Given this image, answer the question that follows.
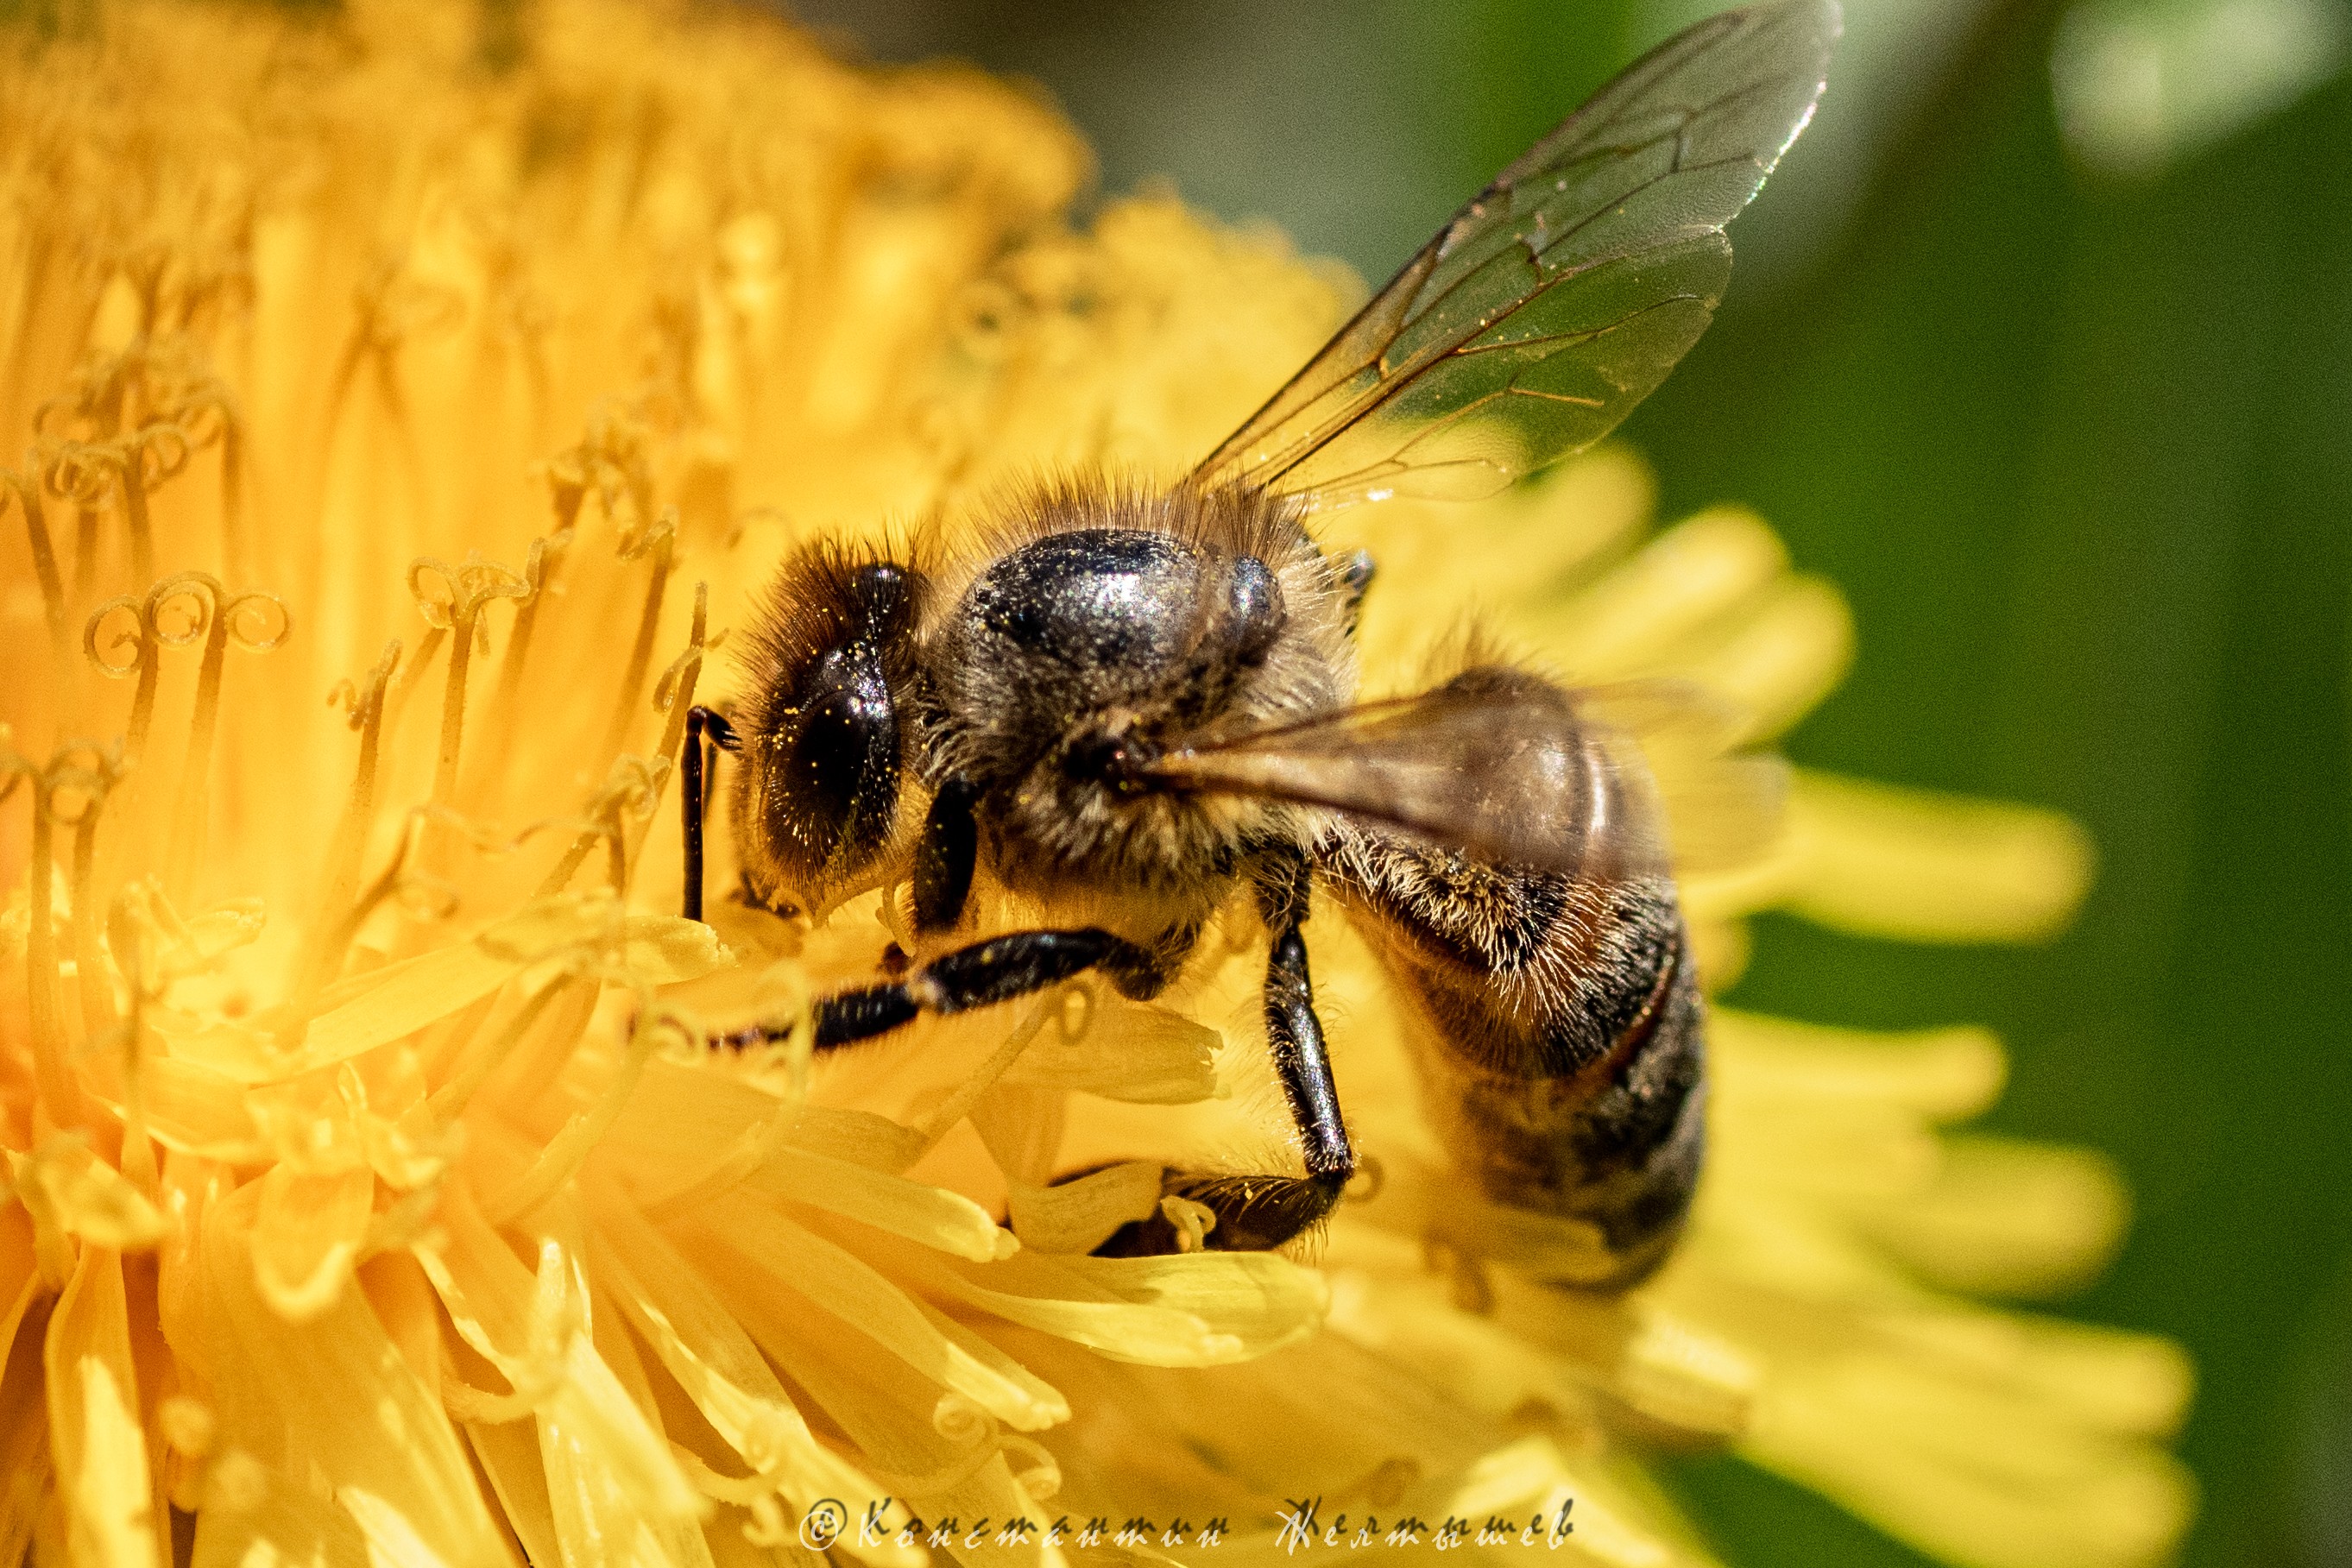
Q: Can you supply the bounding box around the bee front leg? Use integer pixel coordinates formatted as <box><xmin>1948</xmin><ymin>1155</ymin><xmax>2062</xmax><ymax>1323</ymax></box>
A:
<box><xmin>681</xmin><ymin>704</ymin><xmax>741</xmax><ymax>923</ymax></box>
<box><xmin>1097</xmin><ymin>852</ymin><xmax>1356</xmax><ymax>1256</ymax></box>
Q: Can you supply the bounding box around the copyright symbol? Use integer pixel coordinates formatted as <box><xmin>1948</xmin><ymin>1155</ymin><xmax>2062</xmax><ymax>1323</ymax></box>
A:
<box><xmin>799</xmin><ymin>1498</ymin><xmax>847</xmax><ymax>1551</ymax></box>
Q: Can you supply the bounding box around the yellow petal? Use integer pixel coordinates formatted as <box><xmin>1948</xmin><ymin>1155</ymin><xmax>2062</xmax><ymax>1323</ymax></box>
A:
<box><xmin>283</xmin><ymin>895</ymin><xmax>731</xmax><ymax>1082</ymax></box>
<box><xmin>1435</xmin><ymin>1438</ymin><xmax>1694</xmax><ymax>1568</ymax></box>
<box><xmin>588</xmin><ymin>1185</ymin><xmax>906</xmax><ymax>1556</ymax></box>
<box><xmin>189</xmin><ymin>1450</ymin><xmax>375</xmax><ymax>1568</ymax></box>
<box><xmin>1673</xmin><ymin>574</ymin><xmax>1855</xmax><ymax>744</ymax></box>
<box><xmin>1871</xmin><ymin>1309</ymin><xmax>2193</xmax><ymax>1438</ymax></box>
<box><xmin>0</xmin><ymin>1212</ymin><xmax>42</xmax><ymax>1371</ymax></box>
<box><xmin>1744</xmin><ymin>1352</ymin><xmax>2196</xmax><ymax>1568</ymax></box>
<box><xmin>1862</xmin><ymin>1137</ymin><xmax>2131</xmax><ymax>1298</ymax></box>
<box><xmin>121</xmin><ymin>1057</ymin><xmax>265</xmax><ymax>1164</ymax></box>
<box><xmin>609</xmin><ymin>1058</ymin><xmax>928</xmax><ymax>1177</ymax></box>
<box><xmin>1002</xmin><ymin>1001</ymin><xmax>1221</xmax><ymax>1104</ymax></box>
<box><xmin>418</xmin><ymin>1187</ymin><xmax>703</xmax><ymax>1523</ymax></box>
<box><xmin>272</xmin><ymin>944</ymin><xmax>520</xmax><ymax>1082</ymax></box>
<box><xmin>539</xmin><ymin>1348</ymin><xmax>719</xmax><ymax>1568</ymax></box>
<box><xmin>198</xmin><ymin>1181</ymin><xmax>505</xmax><ymax>1568</ymax></box>
<box><xmin>1781</xmin><ymin>771</ymin><xmax>2096</xmax><ymax>944</ymax></box>
<box><xmin>1005</xmin><ymin>1164</ymin><xmax>1163</xmax><ymax>1256</ymax></box>
<box><xmin>45</xmin><ymin>1246</ymin><xmax>159</xmax><ymax>1568</ymax></box>
<box><xmin>12</xmin><ymin>1141</ymin><xmax>167</xmax><ymax>1252</ymax></box>
<box><xmin>249</xmin><ymin>1164</ymin><xmax>374</xmax><ymax>1322</ymax></box>
<box><xmin>688</xmin><ymin>1242</ymin><xmax>1075</xmax><ymax>1566</ymax></box>
<box><xmin>1345</xmin><ymin>448</ymin><xmax>1656</xmax><ymax>684</ymax></box>
<box><xmin>968</xmin><ymin>1084</ymin><xmax>1067</xmax><ymax>1187</ymax></box>
<box><xmin>1547</xmin><ymin>507</ymin><xmax>1789</xmax><ymax>679</ymax></box>
<box><xmin>463</xmin><ymin>1420</ymin><xmax>564</xmax><ymax>1568</ymax></box>
<box><xmin>905</xmin><ymin>1245</ymin><xmax>1327</xmax><ymax>1368</ymax></box>
<box><xmin>1712</xmin><ymin>1011</ymin><xmax>2008</xmax><ymax>1122</ymax></box>
<box><xmin>1322</xmin><ymin>1267</ymin><xmax>1599</xmax><ymax>1428</ymax></box>
<box><xmin>677</xmin><ymin>1193</ymin><xmax>1067</xmax><ymax>1432</ymax></box>
<box><xmin>746</xmin><ymin>1146</ymin><xmax>1016</xmax><ymax>1263</ymax></box>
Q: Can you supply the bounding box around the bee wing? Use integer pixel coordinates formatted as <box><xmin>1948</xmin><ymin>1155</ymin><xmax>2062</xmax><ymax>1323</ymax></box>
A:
<box><xmin>1143</xmin><ymin>679</ymin><xmax>1671</xmax><ymax>878</ymax></box>
<box><xmin>1191</xmin><ymin>0</ymin><xmax>1837</xmax><ymax>513</ymax></box>
<box><xmin>1572</xmin><ymin>681</ymin><xmax>1790</xmax><ymax>872</ymax></box>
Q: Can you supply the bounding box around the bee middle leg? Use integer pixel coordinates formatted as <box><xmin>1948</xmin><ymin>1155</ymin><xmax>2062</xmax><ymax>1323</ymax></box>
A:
<box><xmin>1096</xmin><ymin>850</ymin><xmax>1356</xmax><ymax>1256</ymax></box>
<box><xmin>804</xmin><ymin>925</ymin><xmax>1178</xmax><ymax>1048</ymax></box>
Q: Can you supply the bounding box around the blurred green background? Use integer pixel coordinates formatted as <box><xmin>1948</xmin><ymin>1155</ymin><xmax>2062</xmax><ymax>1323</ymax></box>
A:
<box><xmin>780</xmin><ymin>2</ymin><xmax>2352</xmax><ymax>1565</ymax></box>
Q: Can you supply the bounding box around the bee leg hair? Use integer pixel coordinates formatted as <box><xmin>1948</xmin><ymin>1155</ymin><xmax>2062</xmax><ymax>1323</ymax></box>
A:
<box><xmin>1255</xmin><ymin>849</ymin><xmax>1354</xmax><ymax>1188</ymax></box>
<box><xmin>680</xmin><ymin>704</ymin><xmax>741</xmax><ymax>923</ymax></box>
<box><xmin>795</xmin><ymin>926</ymin><xmax>1171</xmax><ymax>1050</ymax></box>
<box><xmin>1095</xmin><ymin>851</ymin><xmax>1355</xmax><ymax>1256</ymax></box>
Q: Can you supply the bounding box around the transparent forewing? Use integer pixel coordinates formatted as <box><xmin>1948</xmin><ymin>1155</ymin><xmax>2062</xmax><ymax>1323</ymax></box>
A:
<box><xmin>1143</xmin><ymin>683</ymin><xmax>1670</xmax><ymax>878</ymax></box>
<box><xmin>1192</xmin><ymin>0</ymin><xmax>1837</xmax><ymax>511</ymax></box>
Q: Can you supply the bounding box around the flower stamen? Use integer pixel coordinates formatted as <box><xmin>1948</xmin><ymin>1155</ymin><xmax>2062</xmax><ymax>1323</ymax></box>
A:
<box><xmin>406</xmin><ymin>552</ymin><xmax>534</xmax><ymax>809</ymax></box>
<box><xmin>604</xmin><ymin>509</ymin><xmax>677</xmax><ymax>759</ymax></box>
<box><xmin>3</xmin><ymin>466</ymin><xmax>69</xmax><ymax>672</ymax></box>
<box><xmin>298</xmin><ymin>639</ymin><xmax>400</xmax><ymax>996</ymax></box>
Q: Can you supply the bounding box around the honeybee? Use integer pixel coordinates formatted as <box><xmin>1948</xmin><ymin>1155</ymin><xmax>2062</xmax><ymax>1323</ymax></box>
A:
<box><xmin>682</xmin><ymin>0</ymin><xmax>1835</xmax><ymax>1283</ymax></box>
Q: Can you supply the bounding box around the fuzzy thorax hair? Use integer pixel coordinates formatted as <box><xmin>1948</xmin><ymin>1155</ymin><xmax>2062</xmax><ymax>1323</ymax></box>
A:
<box><xmin>726</xmin><ymin>475</ymin><xmax>1359</xmax><ymax>921</ymax></box>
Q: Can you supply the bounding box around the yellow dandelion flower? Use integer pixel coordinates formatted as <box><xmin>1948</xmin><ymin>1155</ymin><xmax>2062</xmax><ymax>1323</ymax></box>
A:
<box><xmin>0</xmin><ymin>4</ymin><xmax>2191</xmax><ymax>1568</ymax></box>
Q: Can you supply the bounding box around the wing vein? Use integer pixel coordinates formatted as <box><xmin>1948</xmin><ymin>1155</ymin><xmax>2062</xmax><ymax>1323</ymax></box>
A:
<box><xmin>1190</xmin><ymin>0</ymin><xmax>1837</xmax><ymax>511</ymax></box>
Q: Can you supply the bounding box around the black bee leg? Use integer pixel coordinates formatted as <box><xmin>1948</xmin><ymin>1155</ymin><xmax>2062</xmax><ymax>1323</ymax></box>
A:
<box><xmin>1339</xmin><ymin>549</ymin><xmax>1377</xmax><ymax>639</ymax></box>
<box><xmin>1257</xmin><ymin>848</ymin><xmax>1354</xmax><ymax>1189</ymax></box>
<box><xmin>681</xmin><ymin>704</ymin><xmax>741</xmax><ymax>923</ymax></box>
<box><xmin>1098</xmin><ymin>855</ymin><xmax>1355</xmax><ymax>1256</ymax></box>
<box><xmin>911</xmin><ymin>776</ymin><xmax>980</xmax><ymax>934</ymax></box>
<box><xmin>741</xmin><ymin>926</ymin><xmax>1173</xmax><ymax>1050</ymax></box>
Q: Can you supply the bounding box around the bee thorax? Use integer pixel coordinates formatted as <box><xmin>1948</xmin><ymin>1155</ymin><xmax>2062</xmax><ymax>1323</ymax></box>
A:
<box><xmin>917</xmin><ymin>486</ymin><xmax>1351</xmax><ymax>893</ymax></box>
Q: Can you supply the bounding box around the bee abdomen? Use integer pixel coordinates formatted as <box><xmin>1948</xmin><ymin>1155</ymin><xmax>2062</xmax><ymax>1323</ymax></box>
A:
<box><xmin>1322</xmin><ymin>832</ymin><xmax>1706</xmax><ymax>1288</ymax></box>
<box><xmin>1441</xmin><ymin>924</ymin><xmax>1704</xmax><ymax>1284</ymax></box>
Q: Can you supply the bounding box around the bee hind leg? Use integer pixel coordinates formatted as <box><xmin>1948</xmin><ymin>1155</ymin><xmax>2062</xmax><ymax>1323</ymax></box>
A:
<box><xmin>1096</xmin><ymin>853</ymin><xmax>1355</xmax><ymax>1256</ymax></box>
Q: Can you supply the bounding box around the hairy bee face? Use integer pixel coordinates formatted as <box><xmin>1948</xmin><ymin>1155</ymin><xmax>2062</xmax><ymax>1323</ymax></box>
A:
<box><xmin>922</xmin><ymin>514</ymin><xmax>1344</xmax><ymax>893</ymax></box>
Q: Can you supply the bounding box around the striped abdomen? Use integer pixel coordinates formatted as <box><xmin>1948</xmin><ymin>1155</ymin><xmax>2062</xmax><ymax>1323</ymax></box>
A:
<box><xmin>1321</xmin><ymin>830</ymin><xmax>1705</xmax><ymax>1288</ymax></box>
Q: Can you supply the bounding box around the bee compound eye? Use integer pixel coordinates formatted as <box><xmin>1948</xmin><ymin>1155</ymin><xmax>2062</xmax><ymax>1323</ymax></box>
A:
<box><xmin>760</xmin><ymin>648</ymin><xmax>900</xmax><ymax>881</ymax></box>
